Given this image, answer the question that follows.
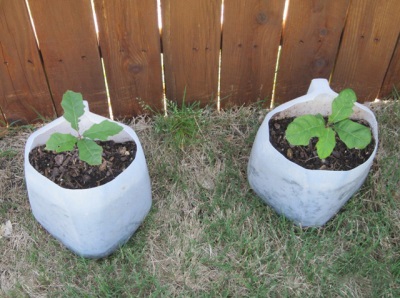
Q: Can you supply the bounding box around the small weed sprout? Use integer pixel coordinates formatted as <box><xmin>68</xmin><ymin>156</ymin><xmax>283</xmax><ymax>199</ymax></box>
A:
<box><xmin>154</xmin><ymin>88</ymin><xmax>204</xmax><ymax>149</ymax></box>
<box><xmin>285</xmin><ymin>89</ymin><xmax>372</xmax><ymax>159</ymax></box>
<box><xmin>45</xmin><ymin>91</ymin><xmax>123</xmax><ymax>165</ymax></box>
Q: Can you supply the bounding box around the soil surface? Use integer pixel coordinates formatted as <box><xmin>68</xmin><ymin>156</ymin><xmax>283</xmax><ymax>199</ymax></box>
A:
<box><xmin>269</xmin><ymin>117</ymin><xmax>375</xmax><ymax>171</ymax></box>
<box><xmin>29</xmin><ymin>140</ymin><xmax>137</xmax><ymax>189</ymax></box>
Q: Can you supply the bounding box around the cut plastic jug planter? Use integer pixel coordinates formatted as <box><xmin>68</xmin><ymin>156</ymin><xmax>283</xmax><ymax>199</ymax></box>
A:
<box><xmin>247</xmin><ymin>79</ymin><xmax>378</xmax><ymax>227</ymax></box>
<box><xmin>24</xmin><ymin>102</ymin><xmax>152</xmax><ymax>258</ymax></box>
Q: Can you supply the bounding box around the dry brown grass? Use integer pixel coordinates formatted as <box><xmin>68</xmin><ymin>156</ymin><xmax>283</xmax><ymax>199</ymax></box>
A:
<box><xmin>0</xmin><ymin>129</ymin><xmax>41</xmax><ymax>296</ymax></box>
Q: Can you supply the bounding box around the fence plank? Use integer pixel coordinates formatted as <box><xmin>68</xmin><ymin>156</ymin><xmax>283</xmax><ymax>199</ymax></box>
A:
<box><xmin>380</xmin><ymin>35</ymin><xmax>400</xmax><ymax>98</ymax></box>
<box><xmin>28</xmin><ymin>0</ymin><xmax>108</xmax><ymax>116</ymax></box>
<box><xmin>220</xmin><ymin>0</ymin><xmax>285</xmax><ymax>108</ymax></box>
<box><xmin>0</xmin><ymin>0</ymin><xmax>55</xmax><ymax>125</ymax></box>
<box><xmin>94</xmin><ymin>0</ymin><xmax>163</xmax><ymax>118</ymax></box>
<box><xmin>0</xmin><ymin>58</ymin><xmax>7</xmax><ymax>123</ymax></box>
<box><xmin>161</xmin><ymin>0</ymin><xmax>222</xmax><ymax>105</ymax></box>
<box><xmin>331</xmin><ymin>0</ymin><xmax>400</xmax><ymax>102</ymax></box>
<box><xmin>274</xmin><ymin>0</ymin><xmax>349</xmax><ymax>104</ymax></box>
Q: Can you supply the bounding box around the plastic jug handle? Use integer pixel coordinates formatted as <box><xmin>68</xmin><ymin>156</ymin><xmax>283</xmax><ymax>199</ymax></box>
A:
<box><xmin>307</xmin><ymin>79</ymin><xmax>335</xmax><ymax>95</ymax></box>
<box><xmin>83</xmin><ymin>100</ymin><xmax>90</xmax><ymax>113</ymax></box>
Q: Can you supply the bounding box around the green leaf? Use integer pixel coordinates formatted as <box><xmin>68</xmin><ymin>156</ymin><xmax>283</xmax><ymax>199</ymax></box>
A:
<box><xmin>45</xmin><ymin>133</ymin><xmax>78</xmax><ymax>152</ymax></box>
<box><xmin>316</xmin><ymin>127</ymin><xmax>336</xmax><ymax>159</ymax></box>
<box><xmin>77</xmin><ymin>139</ymin><xmax>103</xmax><ymax>165</ymax></box>
<box><xmin>328</xmin><ymin>89</ymin><xmax>357</xmax><ymax>124</ymax></box>
<box><xmin>61</xmin><ymin>90</ymin><xmax>85</xmax><ymax>131</ymax></box>
<box><xmin>83</xmin><ymin>120</ymin><xmax>123</xmax><ymax>141</ymax></box>
<box><xmin>285</xmin><ymin>114</ymin><xmax>326</xmax><ymax>146</ymax></box>
<box><xmin>334</xmin><ymin>119</ymin><xmax>372</xmax><ymax>149</ymax></box>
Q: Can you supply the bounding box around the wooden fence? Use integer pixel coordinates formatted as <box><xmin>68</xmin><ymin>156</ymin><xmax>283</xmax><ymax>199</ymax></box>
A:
<box><xmin>1</xmin><ymin>0</ymin><xmax>400</xmax><ymax>125</ymax></box>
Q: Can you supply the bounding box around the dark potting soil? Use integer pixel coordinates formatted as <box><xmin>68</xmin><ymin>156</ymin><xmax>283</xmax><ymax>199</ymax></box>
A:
<box><xmin>269</xmin><ymin>117</ymin><xmax>375</xmax><ymax>171</ymax></box>
<box><xmin>29</xmin><ymin>140</ymin><xmax>137</xmax><ymax>189</ymax></box>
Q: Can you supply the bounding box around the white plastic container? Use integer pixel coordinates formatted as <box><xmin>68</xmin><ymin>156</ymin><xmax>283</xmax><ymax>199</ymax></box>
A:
<box><xmin>24</xmin><ymin>103</ymin><xmax>152</xmax><ymax>258</ymax></box>
<box><xmin>247</xmin><ymin>79</ymin><xmax>378</xmax><ymax>227</ymax></box>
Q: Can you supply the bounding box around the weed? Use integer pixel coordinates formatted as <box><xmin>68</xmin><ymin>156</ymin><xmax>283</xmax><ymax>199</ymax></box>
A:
<box><xmin>153</xmin><ymin>97</ymin><xmax>205</xmax><ymax>149</ymax></box>
<box><xmin>391</xmin><ymin>85</ymin><xmax>400</xmax><ymax>100</ymax></box>
<box><xmin>0</xmin><ymin>149</ymin><xmax>18</xmax><ymax>158</ymax></box>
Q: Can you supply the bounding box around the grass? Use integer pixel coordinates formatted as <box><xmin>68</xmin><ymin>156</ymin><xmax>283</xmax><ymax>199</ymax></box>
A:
<box><xmin>0</xmin><ymin>99</ymin><xmax>399</xmax><ymax>297</ymax></box>
<box><xmin>153</xmin><ymin>96</ymin><xmax>206</xmax><ymax>149</ymax></box>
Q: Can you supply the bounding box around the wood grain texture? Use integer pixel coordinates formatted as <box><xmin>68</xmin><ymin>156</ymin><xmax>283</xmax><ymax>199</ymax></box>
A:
<box><xmin>94</xmin><ymin>0</ymin><xmax>163</xmax><ymax>118</ymax></box>
<box><xmin>29</xmin><ymin>0</ymin><xmax>108</xmax><ymax>116</ymax></box>
<box><xmin>161</xmin><ymin>0</ymin><xmax>222</xmax><ymax>105</ymax></box>
<box><xmin>220</xmin><ymin>0</ymin><xmax>285</xmax><ymax>108</ymax></box>
<box><xmin>274</xmin><ymin>0</ymin><xmax>349</xmax><ymax>104</ymax></box>
<box><xmin>0</xmin><ymin>0</ymin><xmax>55</xmax><ymax>125</ymax></box>
<box><xmin>331</xmin><ymin>0</ymin><xmax>400</xmax><ymax>102</ymax></box>
<box><xmin>380</xmin><ymin>36</ymin><xmax>400</xmax><ymax>98</ymax></box>
<box><xmin>0</xmin><ymin>107</ymin><xmax>5</xmax><ymax>126</ymax></box>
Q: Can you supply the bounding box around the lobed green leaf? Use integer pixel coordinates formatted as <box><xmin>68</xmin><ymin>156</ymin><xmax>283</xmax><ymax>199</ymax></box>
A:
<box><xmin>45</xmin><ymin>133</ymin><xmax>78</xmax><ymax>153</ymax></box>
<box><xmin>61</xmin><ymin>90</ymin><xmax>85</xmax><ymax>131</ymax></box>
<box><xmin>83</xmin><ymin>120</ymin><xmax>123</xmax><ymax>141</ymax></box>
<box><xmin>328</xmin><ymin>89</ymin><xmax>357</xmax><ymax>124</ymax></box>
<box><xmin>334</xmin><ymin>119</ymin><xmax>372</xmax><ymax>149</ymax></box>
<box><xmin>285</xmin><ymin>114</ymin><xmax>326</xmax><ymax>146</ymax></box>
<box><xmin>77</xmin><ymin>139</ymin><xmax>103</xmax><ymax>165</ymax></box>
<box><xmin>315</xmin><ymin>127</ymin><xmax>336</xmax><ymax>159</ymax></box>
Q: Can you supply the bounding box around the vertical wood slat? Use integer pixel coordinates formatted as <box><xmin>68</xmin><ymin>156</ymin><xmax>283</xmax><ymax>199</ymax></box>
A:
<box><xmin>94</xmin><ymin>0</ymin><xmax>163</xmax><ymax>118</ymax></box>
<box><xmin>0</xmin><ymin>107</ymin><xmax>5</xmax><ymax>126</ymax></box>
<box><xmin>28</xmin><ymin>0</ymin><xmax>109</xmax><ymax>116</ymax></box>
<box><xmin>0</xmin><ymin>0</ymin><xmax>55</xmax><ymax>125</ymax></box>
<box><xmin>331</xmin><ymin>0</ymin><xmax>400</xmax><ymax>102</ymax></box>
<box><xmin>274</xmin><ymin>0</ymin><xmax>349</xmax><ymax>104</ymax></box>
<box><xmin>380</xmin><ymin>35</ymin><xmax>400</xmax><ymax>98</ymax></box>
<box><xmin>161</xmin><ymin>0</ymin><xmax>222</xmax><ymax>106</ymax></box>
<box><xmin>220</xmin><ymin>0</ymin><xmax>285</xmax><ymax>108</ymax></box>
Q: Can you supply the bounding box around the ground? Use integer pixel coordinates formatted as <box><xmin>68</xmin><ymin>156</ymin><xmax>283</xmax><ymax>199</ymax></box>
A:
<box><xmin>0</xmin><ymin>101</ymin><xmax>399</xmax><ymax>297</ymax></box>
